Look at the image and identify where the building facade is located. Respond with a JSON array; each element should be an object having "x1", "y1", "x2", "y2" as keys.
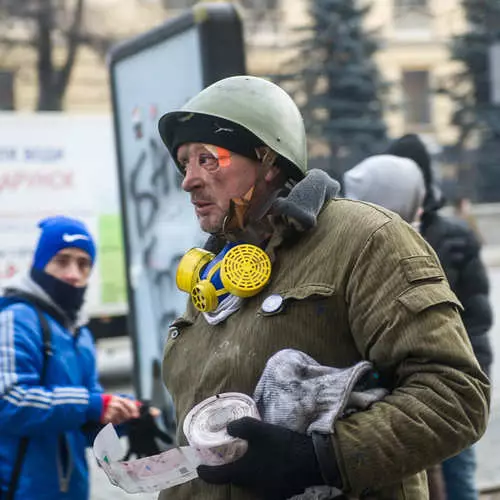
[
  {"x1": 0, "y1": 0, "x2": 466, "y2": 149},
  {"x1": 244, "y1": 0, "x2": 467, "y2": 150}
]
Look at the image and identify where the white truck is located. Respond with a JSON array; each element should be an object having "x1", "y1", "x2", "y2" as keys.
[{"x1": 0, "y1": 112, "x2": 128, "y2": 339}]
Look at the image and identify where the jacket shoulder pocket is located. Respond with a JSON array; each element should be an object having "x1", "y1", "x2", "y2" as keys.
[
  {"x1": 401, "y1": 255, "x2": 444, "y2": 283},
  {"x1": 398, "y1": 282, "x2": 463, "y2": 314}
]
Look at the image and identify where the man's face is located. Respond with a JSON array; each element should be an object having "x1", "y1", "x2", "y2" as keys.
[
  {"x1": 178, "y1": 143, "x2": 260, "y2": 233},
  {"x1": 44, "y1": 248, "x2": 92, "y2": 287}
]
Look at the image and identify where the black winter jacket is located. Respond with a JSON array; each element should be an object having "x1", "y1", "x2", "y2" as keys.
[{"x1": 422, "y1": 210, "x2": 493, "y2": 376}]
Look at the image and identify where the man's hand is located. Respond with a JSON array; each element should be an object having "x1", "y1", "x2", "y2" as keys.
[
  {"x1": 101, "y1": 395, "x2": 140, "y2": 425},
  {"x1": 197, "y1": 417, "x2": 339, "y2": 500}
]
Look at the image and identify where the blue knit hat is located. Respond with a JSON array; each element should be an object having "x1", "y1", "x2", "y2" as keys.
[{"x1": 32, "y1": 216, "x2": 96, "y2": 271}]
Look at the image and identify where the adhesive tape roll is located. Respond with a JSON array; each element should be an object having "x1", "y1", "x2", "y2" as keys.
[{"x1": 183, "y1": 392, "x2": 260, "y2": 466}]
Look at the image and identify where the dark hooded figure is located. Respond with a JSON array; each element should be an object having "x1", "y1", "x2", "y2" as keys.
[{"x1": 386, "y1": 133, "x2": 493, "y2": 500}]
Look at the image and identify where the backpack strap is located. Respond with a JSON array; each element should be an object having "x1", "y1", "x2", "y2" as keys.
[
  {"x1": 36, "y1": 308, "x2": 53, "y2": 380},
  {"x1": 6, "y1": 304, "x2": 52, "y2": 500}
]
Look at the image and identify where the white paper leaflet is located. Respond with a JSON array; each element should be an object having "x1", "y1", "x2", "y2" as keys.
[{"x1": 93, "y1": 423, "x2": 200, "y2": 493}]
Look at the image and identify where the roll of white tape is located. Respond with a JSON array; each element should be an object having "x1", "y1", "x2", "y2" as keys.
[{"x1": 183, "y1": 392, "x2": 260, "y2": 466}]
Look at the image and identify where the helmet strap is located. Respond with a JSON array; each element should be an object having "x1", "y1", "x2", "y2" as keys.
[{"x1": 221, "y1": 147, "x2": 278, "y2": 242}]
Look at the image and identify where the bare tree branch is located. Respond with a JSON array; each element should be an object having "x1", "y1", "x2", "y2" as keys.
[
  {"x1": 76, "y1": 31, "x2": 115, "y2": 59},
  {"x1": 55, "y1": 0, "x2": 83, "y2": 95},
  {"x1": 0, "y1": 0, "x2": 39, "y2": 19},
  {"x1": 36, "y1": 0, "x2": 55, "y2": 109},
  {"x1": 0, "y1": 36, "x2": 36, "y2": 47},
  {"x1": 0, "y1": 0, "x2": 114, "y2": 110}
]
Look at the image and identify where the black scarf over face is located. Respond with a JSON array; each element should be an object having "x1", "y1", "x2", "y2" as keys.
[{"x1": 30, "y1": 267, "x2": 86, "y2": 323}]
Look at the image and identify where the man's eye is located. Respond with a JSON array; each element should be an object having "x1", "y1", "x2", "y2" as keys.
[
  {"x1": 198, "y1": 154, "x2": 214, "y2": 162},
  {"x1": 199, "y1": 154, "x2": 219, "y2": 170},
  {"x1": 78, "y1": 260, "x2": 91, "y2": 271}
]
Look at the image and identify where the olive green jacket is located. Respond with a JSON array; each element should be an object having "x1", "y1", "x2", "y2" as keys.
[{"x1": 161, "y1": 199, "x2": 490, "y2": 500}]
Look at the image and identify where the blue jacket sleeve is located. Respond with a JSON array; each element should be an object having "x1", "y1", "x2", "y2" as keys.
[{"x1": 0, "y1": 306, "x2": 103, "y2": 437}]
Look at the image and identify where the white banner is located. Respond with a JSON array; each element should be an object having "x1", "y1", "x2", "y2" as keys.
[{"x1": 0, "y1": 113, "x2": 127, "y2": 316}]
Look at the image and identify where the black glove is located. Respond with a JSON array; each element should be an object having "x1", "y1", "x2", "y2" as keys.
[
  {"x1": 197, "y1": 417, "x2": 341, "y2": 500},
  {"x1": 124, "y1": 401, "x2": 173, "y2": 459}
]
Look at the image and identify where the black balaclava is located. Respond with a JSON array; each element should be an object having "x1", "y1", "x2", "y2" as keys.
[{"x1": 31, "y1": 267, "x2": 87, "y2": 323}]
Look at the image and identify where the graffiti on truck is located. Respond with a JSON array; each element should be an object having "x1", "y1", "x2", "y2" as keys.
[{"x1": 125, "y1": 114, "x2": 202, "y2": 351}]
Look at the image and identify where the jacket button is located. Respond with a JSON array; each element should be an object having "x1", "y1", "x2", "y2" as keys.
[{"x1": 261, "y1": 294, "x2": 283, "y2": 313}]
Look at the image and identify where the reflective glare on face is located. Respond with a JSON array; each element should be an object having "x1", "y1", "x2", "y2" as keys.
[
  {"x1": 178, "y1": 143, "x2": 259, "y2": 233},
  {"x1": 44, "y1": 248, "x2": 92, "y2": 287}
]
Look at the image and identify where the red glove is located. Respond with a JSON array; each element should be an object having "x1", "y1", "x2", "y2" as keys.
[{"x1": 100, "y1": 394, "x2": 113, "y2": 423}]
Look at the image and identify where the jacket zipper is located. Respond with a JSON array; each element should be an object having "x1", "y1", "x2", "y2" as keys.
[{"x1": 57, "y1": 434, "x2": 74, "y2": 493}]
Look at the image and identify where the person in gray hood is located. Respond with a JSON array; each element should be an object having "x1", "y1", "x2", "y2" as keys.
[{"x1": 343, "y1": 154, "x2": 425, "y2": 224}]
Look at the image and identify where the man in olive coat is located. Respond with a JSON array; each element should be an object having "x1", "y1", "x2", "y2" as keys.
[{"x1": 157, "y1": 76, "x2": 490, "y2": 500}]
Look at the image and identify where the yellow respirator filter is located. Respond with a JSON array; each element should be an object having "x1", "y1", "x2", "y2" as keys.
[
  {"x1": 220, "y1": 244, "x2": 271, "y2": 297},
  {"x1": 175, "y1": 248, "x2": 215, "y2": 293},
  {"x1": 176, "y1": 244, "x2": 271, "y2": 312}
]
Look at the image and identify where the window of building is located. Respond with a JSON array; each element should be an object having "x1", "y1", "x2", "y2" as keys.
[
  {"x1": 402, "y1": 70, "x2": 431, "y2": 125},
  {"x1": 161, "y1": 0, "x2": 197, "y2": 9},
  {"x1": 240, "y1": 0, "x2": 278, "y2": 9},
  {"x1": 490, "y1": 42, "x2": 500, "y2": 104},
  {"x1": 394, "y1": 0, "x2": 430, "y2": 30},
  {"x1": 394, "y1": 0, "x2": 428, "y2": 15},
  {"x1": 0, "y1": 70, "x2": 15, "y2": 111}
]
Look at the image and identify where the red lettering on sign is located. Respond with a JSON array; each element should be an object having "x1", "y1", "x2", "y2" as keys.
[{"x1": 0, "y1": 170, "x2": 74, "y2": 192}]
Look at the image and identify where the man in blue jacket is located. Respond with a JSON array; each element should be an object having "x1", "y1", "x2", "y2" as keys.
[{"x1": 0, "y1": 216, "x2": 140, "y2": 499}]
